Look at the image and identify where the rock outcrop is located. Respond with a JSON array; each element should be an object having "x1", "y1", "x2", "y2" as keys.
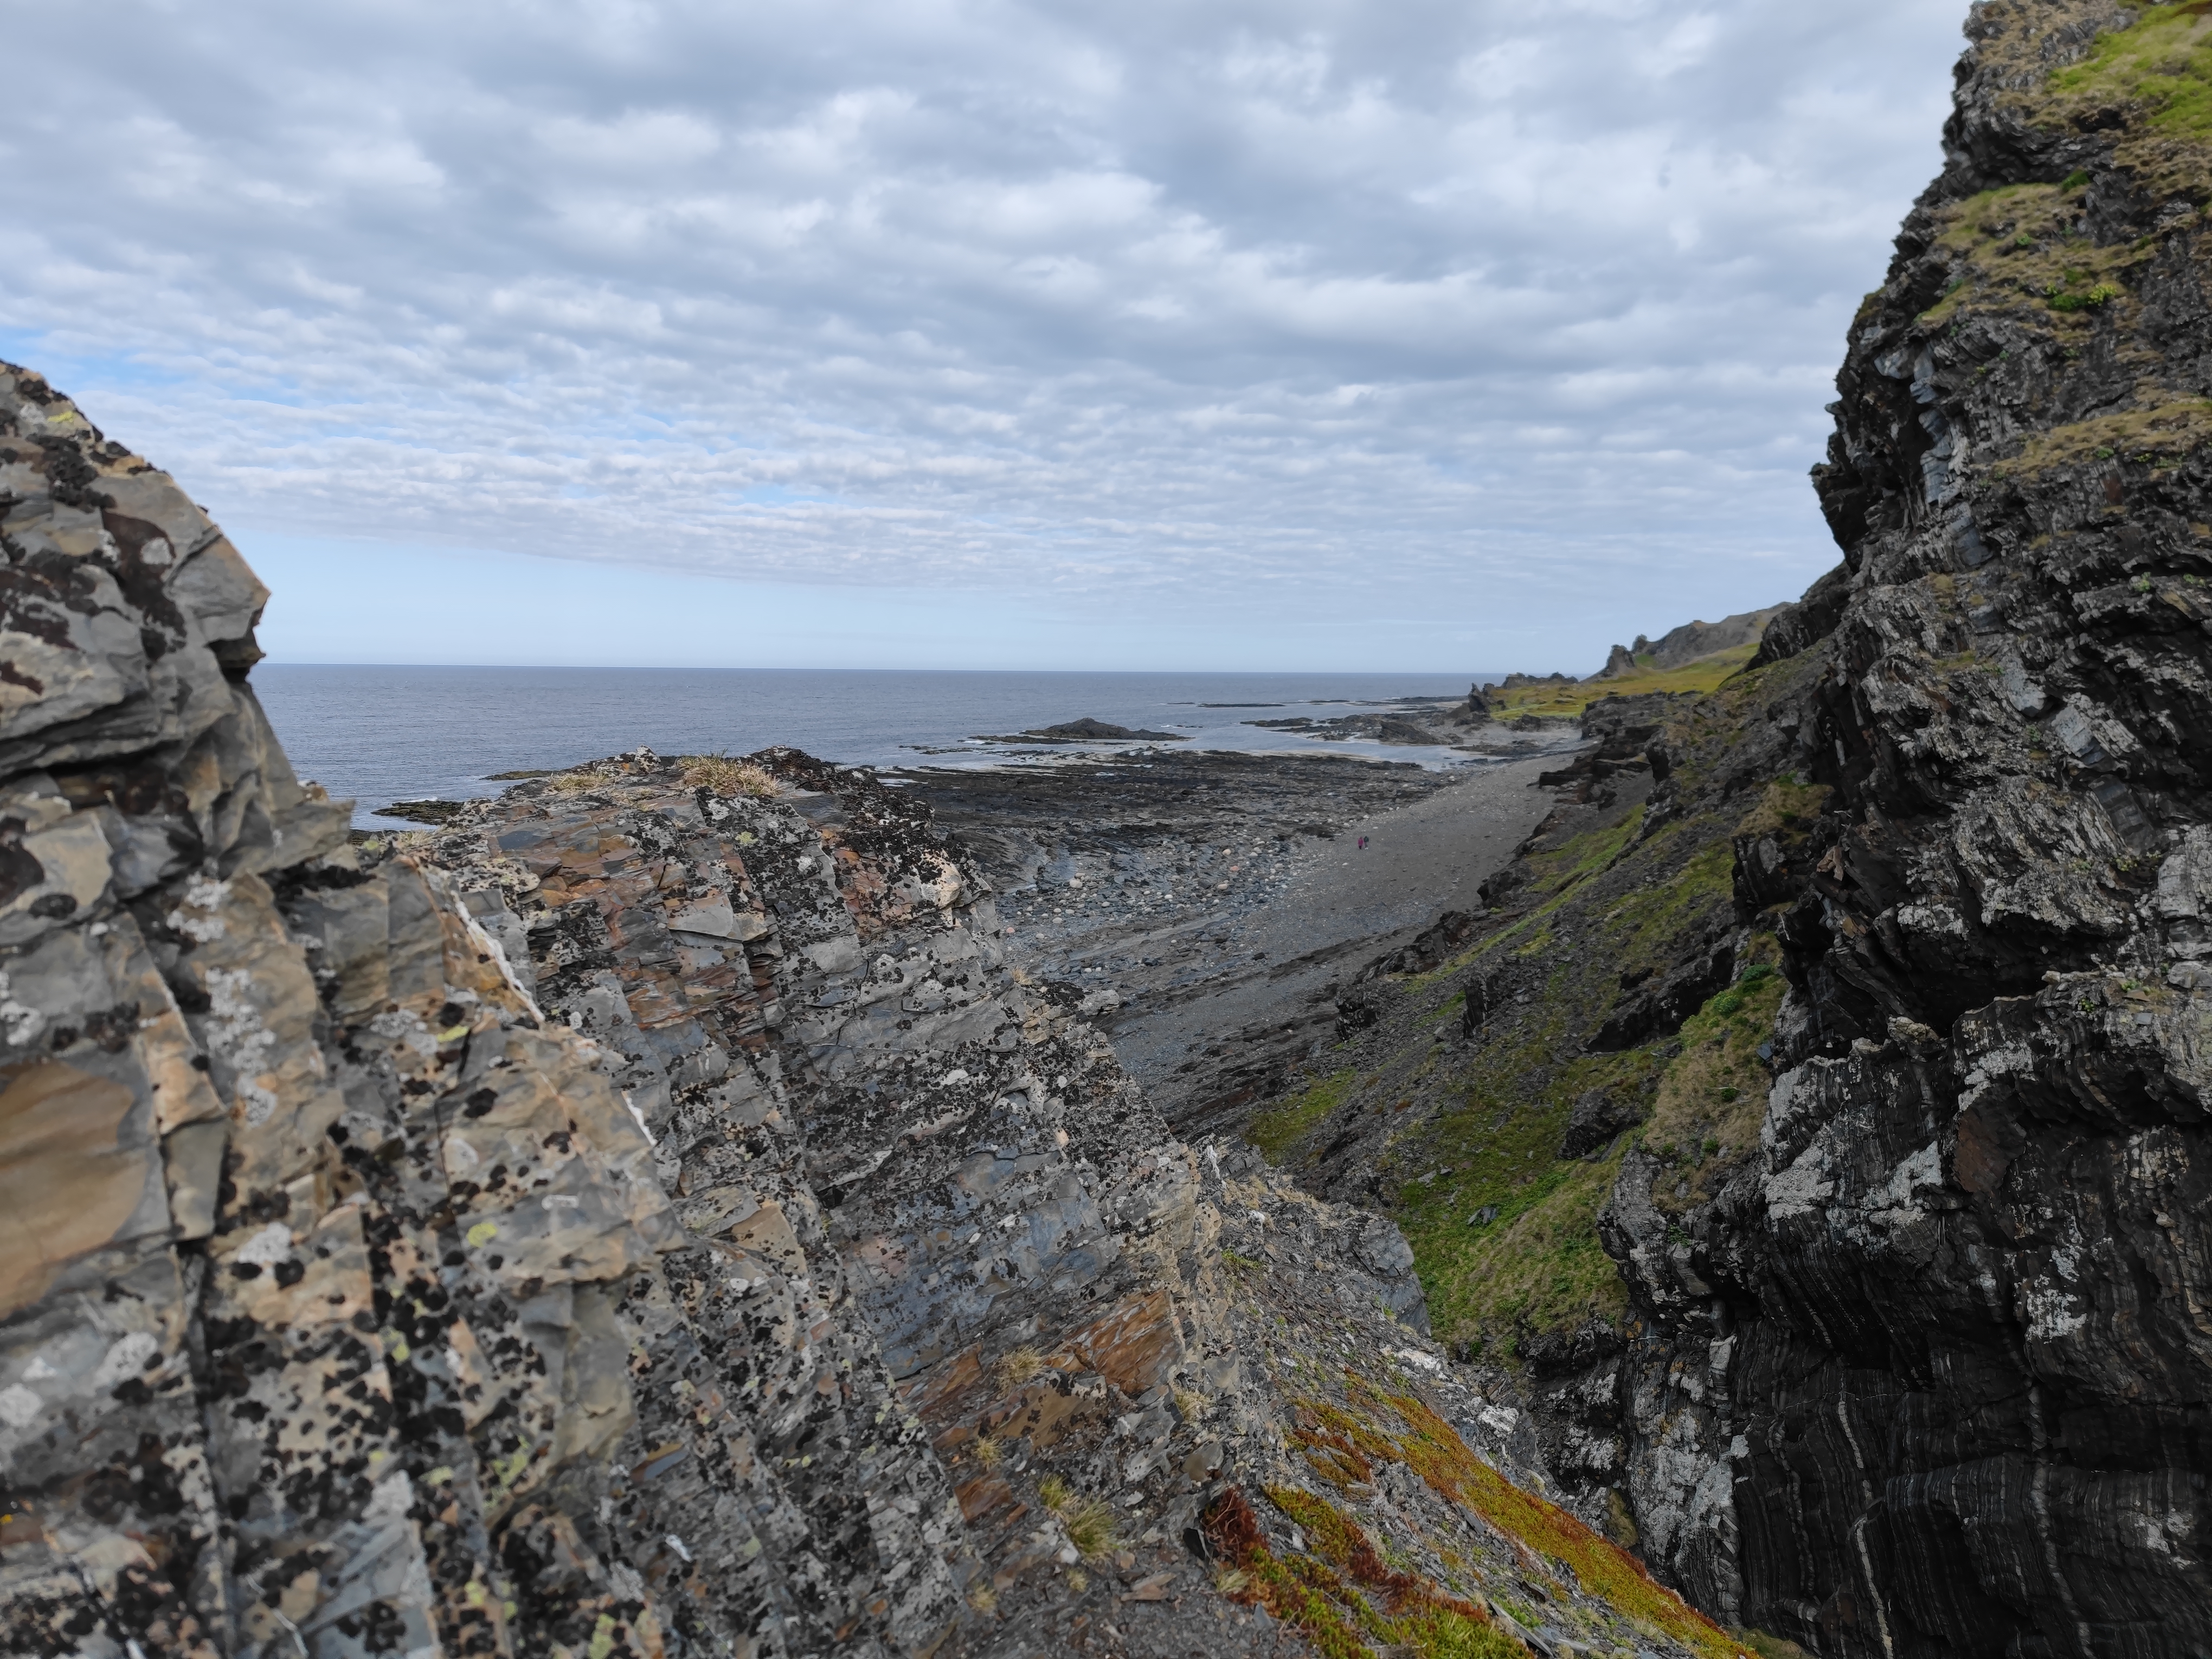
[
  {"x1": 0, "y1": 362, "x2": 1749, "y2": 1659},
  {"x1": 1238, "y1": 10, "x2": 2212, "y2": 1654},
  {"x1": 1617, "y1": 609, "x2": 1791, "y2": 676},
  {"x1": 1601, "y1": 5, "x2": 2212, "y2": 1653}
]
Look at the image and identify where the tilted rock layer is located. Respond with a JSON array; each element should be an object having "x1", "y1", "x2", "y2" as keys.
[
  {"x1": 1603, "y1": 5, "x2": 2212, "y2": 1655},
  {"x1": 0, "y1": 362, "x2": 1745, "y2": 1659}
]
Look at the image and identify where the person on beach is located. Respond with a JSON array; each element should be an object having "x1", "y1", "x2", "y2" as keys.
[{"x1": 1358, "y1": 834, "x2": 1369, "y2": 850}]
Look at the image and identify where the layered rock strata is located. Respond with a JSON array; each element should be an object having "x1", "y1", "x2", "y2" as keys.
[
  {"x1": 0, "y1": 362, "x2": 1742, "y2": 1659},
  {"x1": 1245, "y1": 7, "x2": 2212, "y2": 1654},
  {"x1": 1605, "y1": 4, "x2": 2212, "y2": 1652}
]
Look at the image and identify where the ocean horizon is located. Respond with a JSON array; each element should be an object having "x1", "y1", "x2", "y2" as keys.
[{"x1": 253, "y1": 663, "x2": 1508, "y2": 827}]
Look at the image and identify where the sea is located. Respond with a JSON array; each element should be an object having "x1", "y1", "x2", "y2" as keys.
[{"x1": 253, "y1": 665, "x2": 1503, "y2": 827}]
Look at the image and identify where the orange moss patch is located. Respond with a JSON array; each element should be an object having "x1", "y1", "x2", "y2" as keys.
[
  {"x1": 1343, "y1": 1374, "x2": 1745, "y2": 1659},
  {"x1": 1202, "y1": 1490, "x2": 1372, "y2": 1659},
  {"x1": 1289, "y1": 1407, "x2": 1374, "y2": 1491},
  {"x1": 1200, "y1": 1486, "x2": 1522, "y2": 1659},
  {"x1": 1266, "y1": 1486, "x2": 1491, "y2": 1625}
]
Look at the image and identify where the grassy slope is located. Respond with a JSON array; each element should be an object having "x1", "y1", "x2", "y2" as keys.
[
  {"x1": 1247, "y1": 643, "x2": 1829, "y2": 1357},
  {"x1": 1482, "y1": 644, "x2": 1760, "y2": 722}
]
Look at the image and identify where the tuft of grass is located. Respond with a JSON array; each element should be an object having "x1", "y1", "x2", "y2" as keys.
[
  {"x1": 1039, "y1": 1476, "x2": 1117, "y2": 1560},
  {"x1": 993, "y1": 1346, "x2": 1046, "y2": 1391},
  {"x1": 967, "y1": 1583, "x2": 998, "y2": 1614},
  {"x1": 1249, "y1": 1069, "x2": 1357, "y2": 1161},
  {"x1": 2048, "y1": 279, "x2": 2123, "y2": 312},
  {"x1": 678, "y1": 754, "x2": 779, "y2": 799},
  {"x1": 1996, "y1": 394, "x2": 2212, "y2": 478},
  {"x1": 971, "y1": 1434, "x2": 1004, "y2": 1469},
  {"x1": 1065, "y1": 1499, "x2": 1117, "y2": 1560},
  {"x1": 1174, "y1": 1386, "x2": 1211, "y2": 1423},
  {"x1": 1733, "y1": 774, "x2": 1831, "y2": 840}
]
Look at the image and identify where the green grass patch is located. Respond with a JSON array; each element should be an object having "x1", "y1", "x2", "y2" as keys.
[
  {"x1": 1248, "y1": 1068, "x2": 1358, "y2": 1161},
  {"x1": 1994, "y1": 394, "x2": 2212, "y2": 478},
  {"x1": 1524, "y1": 807, "x2": 1645, "y2": 899},
  {"x1": 1386, "y1": 813, "x2": 1739, "y2": 1348},
  {"x1": 1409, "y1": 1150, "x2": 1630, "y2": 1353},
  {"x1": 1483, "y1": 644, "x2": 1757, "y2": 722},
  {"x1": 1416, "y1": 992, "x2": 1465, "y2": 1027},
  {"x1": 1402, "y1": 809, "x2": 1655, "y2": 992},
  {"x1": 1909, "y1": 178, "x2": 2147, "y2": 337},
  {"x1": 1640, "y1": 953, "x2": 1789, "y2": 1216},
  {"x1": 2052, "y1": 3, "x2": 2212, "y2": 137},
  {"x1": 1733, "y1": 773, "x2": 1832, "y2": 840}
]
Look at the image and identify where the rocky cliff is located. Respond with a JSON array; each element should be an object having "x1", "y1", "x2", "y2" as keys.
[
  {"x1": 1615, "y1": 2, "x2": 2212, "y2": 1651},
  {"x1": 0, "y1": 361, "x2": 1754, "y2": 1659},
  {"x1": 1245, "y1": 5, "x2": 2212, "y2": 1655}
]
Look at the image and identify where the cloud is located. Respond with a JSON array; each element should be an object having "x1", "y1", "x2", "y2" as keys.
[{"x1": 0, "y1": 0, "x2": 1965, "y2": 667}]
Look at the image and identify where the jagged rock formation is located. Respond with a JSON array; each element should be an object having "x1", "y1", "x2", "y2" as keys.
[
  {"x1": 1249, "y1": 8, "x2": 2212, "y2": 1656},
  {"x1": 1613, "y1": 610, "x2": 1791, "y2": 677},
  {"x1": 1604, "y1": 4, "x2": 2212, "y2": 1652},
  {"x1": 0, "y1": 362, "x2": 1748, "y2": 1659}
]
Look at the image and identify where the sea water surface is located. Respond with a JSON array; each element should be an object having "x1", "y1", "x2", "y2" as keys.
[{"x1": 255, "y1": 665, "x2": 1500, "y2": 826}]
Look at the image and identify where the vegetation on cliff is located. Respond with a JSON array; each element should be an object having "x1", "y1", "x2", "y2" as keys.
[
  {"x1": 1246, "y1": 646, "x2": 1824, "y2": 1368},
  {"x1": 1251, "y1": 3, "x2": 2212, "y2": 1651}
]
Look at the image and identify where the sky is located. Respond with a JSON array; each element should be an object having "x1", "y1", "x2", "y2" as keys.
[{"x1": 0, "y1": 0, "x2": 1966, "y2": 673}]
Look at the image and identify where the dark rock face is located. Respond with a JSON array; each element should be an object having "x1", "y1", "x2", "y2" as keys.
[
  {"x1": 1558, "y1": 1085, "x2": 1646, "y2": 1161},
  {"x1": 1602, "y1": 7, "x2": 2212, "y2": 1655},
  {"x1": 1533, "y1": 691, "x2": 1690, "y2": 810},
  {"x1": 1596, "y1": 644, "x2": 1638, "y2": 679},
  {"x1": 1587, "y1": 938, "x2": 1734, "y2": 1053},
  {"x1": 1371, "y1": 909, "x2": 1481, "y2": 978}
]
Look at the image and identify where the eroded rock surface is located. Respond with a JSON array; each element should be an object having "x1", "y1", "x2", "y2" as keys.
[{"x1": 1600, "y1": 7, "x2": 2212, "y2": 1654}]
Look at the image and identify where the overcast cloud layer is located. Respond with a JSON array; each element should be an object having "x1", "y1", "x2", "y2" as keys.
[{"x1": 0, "y1": 0, "x2": 1965, "y2": 669}]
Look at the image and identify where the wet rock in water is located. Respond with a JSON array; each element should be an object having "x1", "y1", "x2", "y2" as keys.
[
  {"x1": 0, "y1": 361, "x2": 1737, "y2": 1658},
  {"x1": 1374, "y1": 716, "x2": 1445, "y2": 745},
  {"x1": 372, "y1": 796, "x2": 471, "y2": 824},
  {"x1": 1016, "y1": 716, "x2": 1187, "y2": 741}
]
